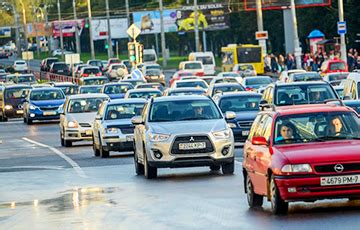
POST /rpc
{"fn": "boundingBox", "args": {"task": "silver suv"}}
[132,95,235,179]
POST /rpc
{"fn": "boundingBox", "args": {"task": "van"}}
[188,52,216,75]
[342,73,360,100]
[0,84,32,121]
[143,49,158,64]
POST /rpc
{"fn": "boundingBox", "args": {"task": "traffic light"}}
[105,43,109,49]
[135,43,144,64]
[128,42,136,63]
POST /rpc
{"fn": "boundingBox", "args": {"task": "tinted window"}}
[84,68,100,74]
[246,78,272,85]
[53,64,68,70]
[104,84,133,94]
[219,96,261,113]
[149,99,222,122]
[128,91,161,99]
[30,90,65,100]
[79,86,102,94]
[105,103,145,120]
[5,87,31,99]
[329,73,348,82]
[17,75,36,83]
[184,63,202,70]
[47,59,58,66]
[176,81,207,89]
[196,56,214,65]
[68,97,107,113]
[293,73,322,82]
[237,47,261,63]
[358,82,360,99]
[213,84,245,94]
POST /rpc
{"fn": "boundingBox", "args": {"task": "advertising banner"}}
[176,3,230,32]
[52,20,84,37]
[27,23,52,37]
[0,27,11,38]
[91,18,128,40]
[132,10,178,34]
[244,0,331,11]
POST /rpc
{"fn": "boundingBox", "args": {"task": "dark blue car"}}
[214,92,262,143]
[23,88,65,124]
[343,100,360,115]
[101,82,134,99]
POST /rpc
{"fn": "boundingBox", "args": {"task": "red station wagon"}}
[243,103,360,214]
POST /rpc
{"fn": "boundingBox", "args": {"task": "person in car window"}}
[194,106,204,118]
[309,91,322,102]
[329,116,346,136]
[275,122,296,143]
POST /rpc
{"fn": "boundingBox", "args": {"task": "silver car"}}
[92,98,146,158]
[59,93,109,147]
[132,95,235,179]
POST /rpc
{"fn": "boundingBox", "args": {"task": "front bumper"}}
[27,109,61,121]
[65,127,93,142]
[145,134,235,168]
[101,134,134,152]
[275,174,360,202]
[4,108,24,118]
[231,127,250,143]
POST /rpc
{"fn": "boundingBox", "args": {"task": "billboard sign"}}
[244,0,332,11]
[0,27,11,38]
[132,10,178,34]
[176,3,230,32]
[52,20,84,37]
[91,18,128,40]
[27,23,52,37]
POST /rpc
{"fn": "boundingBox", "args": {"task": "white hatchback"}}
[14,60,28,73]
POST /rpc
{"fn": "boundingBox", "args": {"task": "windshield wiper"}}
[276,138,307,144]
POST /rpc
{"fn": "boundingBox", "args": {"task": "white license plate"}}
[58,70,64,73]
[179,142,206,150]
[320,174,360,186]
[43,111,56,116]
[126,135,134,142]
[16,110,24,114]
[85,130,92,135]
[242,130,250,136]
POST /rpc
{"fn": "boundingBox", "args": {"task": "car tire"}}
[134,145,144,175]
[23,117,26,123]
[270,175,288,215]
[26,116,33,125]
[222,160,234,175]
[99,138,110,158]
[92,136,100,157]
[246,174,263,208]
[210,165,220,171]
[144,146,157,179]
[60,132,65,147]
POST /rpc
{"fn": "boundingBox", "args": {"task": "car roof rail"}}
[324,99,344,106]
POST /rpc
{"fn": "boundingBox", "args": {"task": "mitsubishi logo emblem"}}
[334,164,344,173]
[189,136,195,142]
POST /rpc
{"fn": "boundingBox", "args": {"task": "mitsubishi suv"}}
[132,95,235,179]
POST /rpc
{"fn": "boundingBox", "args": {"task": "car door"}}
[93,102,106,144]
[134,103,148,163]
[59,98,69,131]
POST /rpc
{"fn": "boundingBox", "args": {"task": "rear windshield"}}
[104,84,133,94]
[328,73,348,82]
[213,84,245,94]
[57,86,79,95]
[176,81,207,89]
[83,78,109,85]
[89,61,103,67]
[246,78,272,85]
[128,91,161,99]
[219,95,261,112]
[196,56,214,65]
[84,68,100,74]
[184,63,202,70]
[330,62,346,71]
[47,59,58,65]
[53,64,68,70]
[15,61,26,65]
[143,54,156,62]
[293,73,322,82]
[30,90,65,101]
[16,75,36,83]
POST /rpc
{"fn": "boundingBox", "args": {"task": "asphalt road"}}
[1,119,360,229]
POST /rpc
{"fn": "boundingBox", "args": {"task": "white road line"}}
[0,166,64,170]
[235,159,243,165]
[22,137,87,178]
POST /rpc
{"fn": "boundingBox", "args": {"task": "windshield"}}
[128,91,161,99]
[213,84,245,94]
[30,90,64,101]
[176,81,207,89]
[104,85,133,94]
[335,88,344,99]
[136,84,164,91]
[328,73,348,82]
[358,82,360,99]
[17,75,36,83]
[330,62,346,71]
[105,103,145,120]
[79,86,102,94]
[239,65,254,71]
[84,68,100,74]
[222,73,240,78]
[245,78,272,85]
[111,65,126,71]
[68,97,107,113]
[274,112,360,145]
[53,64,68,70]
[145,69,161,76]
[169,90,205,96]
[149,99,222,122]
[89,61,102,67]
[83,78,108,85]
[219,96,261,113]
[57,86,78,95]
[184,63,202,70]
[293,73,322,82]
[5,87,31,99]
[275,84,337,106]
[196,56,214,65]
[143,54,156,62]
[47,59,58,65]
[214,78,238,84]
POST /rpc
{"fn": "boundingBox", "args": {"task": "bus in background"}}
[221,44,264,74]
[188,52,216,75]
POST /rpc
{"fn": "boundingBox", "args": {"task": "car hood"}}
[108,94,125,99]
[232,111,258,121]
[31,99,65,107]
[274,140,360,164]
[67,112,97,123]
[104,119,132,127]
[149,119,226,135]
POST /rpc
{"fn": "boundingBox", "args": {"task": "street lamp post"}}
[57,0,64,58]
[87,0,95,59]
[73,0,81,55]
[105,0,113,58]
[338,0,347,63]
[19,0,28,53]
[194,0,200,52]
[290,0,302,69]
[159,0,167,67]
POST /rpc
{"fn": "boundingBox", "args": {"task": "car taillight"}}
[82,73,89,77]
[96,73,102,76]
[196,72,204,76]
[246,87,253,91]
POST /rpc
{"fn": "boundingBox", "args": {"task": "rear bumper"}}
[275,174,360,202]
[149,156,233,168]
[102,135,134,152]
[64,128,93,142]
[4,109,24,118]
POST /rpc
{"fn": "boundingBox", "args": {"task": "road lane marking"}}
[235,159,243,165]
[0,166,64,170]
[22,137,87,178]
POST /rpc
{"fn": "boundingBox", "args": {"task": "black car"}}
[40,57,59,72]
[214,92,262,143]
[49,62,71,76]
[0,84,32,121]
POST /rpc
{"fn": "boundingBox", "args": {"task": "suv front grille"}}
[39,106,58,111]
[107,125,134,134]
[171,135,214,154]
[79,123,91,128]
[237,121,253,128]
[314,163,360,173]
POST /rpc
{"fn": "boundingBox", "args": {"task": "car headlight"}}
[281,164,312,173]
[212,129,231,139]
[227,123,237,128]
[29,104,38,110]
[67,121,78,128]
[149,133,170,142]
[105,128,119,134]
[4,105,12,110]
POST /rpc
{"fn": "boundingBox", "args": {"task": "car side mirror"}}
[259,99,268,106]
[95,114,102,120]
[131,116,144,125]
[225,111,236,120]
[251,136,268,146]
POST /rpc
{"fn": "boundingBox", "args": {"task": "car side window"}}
[97,102,106,117]
[141,103,148,122]
[268,87,274,103]
[254,115,269,138]
[261,116,273,142]
[248,114,264,141]
[262,88,269,101]
[351,81,356,99]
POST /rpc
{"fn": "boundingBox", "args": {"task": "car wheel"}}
[23,117,26,123]
[210,165,220,171]
[99,138,109,158]
[134,145,144,175]
[222,160,234,175]
[144,145,157,179]
[26,116,33,125]
[92,136,100,157]
[60,131,65,147]
[270,175,288,215]
[246,174,263,208]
